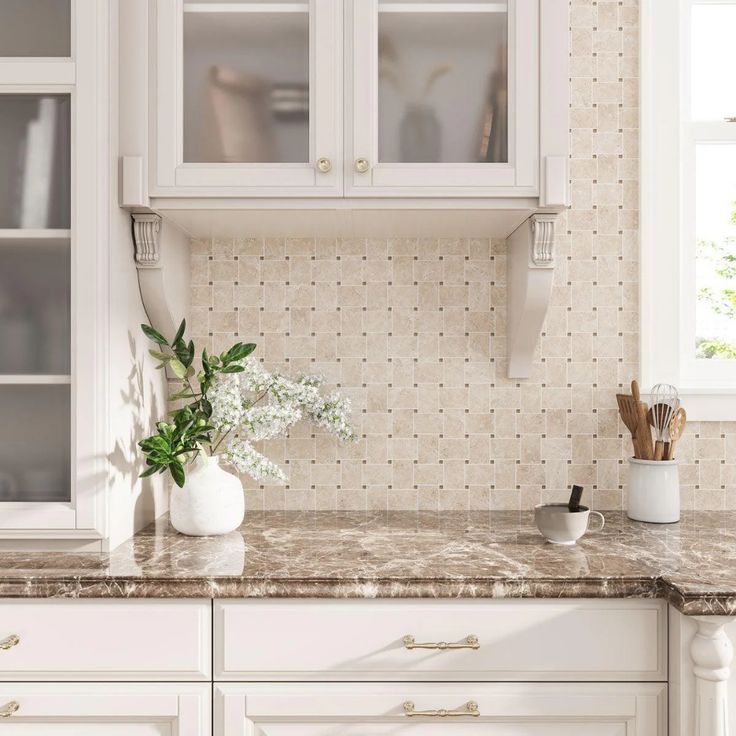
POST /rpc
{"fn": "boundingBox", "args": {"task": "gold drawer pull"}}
[0,701,19,718]
[404,701,479,718]
[403,634,479,650]
[0,635,19,651]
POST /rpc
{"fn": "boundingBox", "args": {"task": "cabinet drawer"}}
[215,682,667,736]
[215,599,666,681]
[0,683,210,734]
[0,599,211,680]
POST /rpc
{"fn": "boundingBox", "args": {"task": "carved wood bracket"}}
[506,214,558,378]
[131,213,176,351]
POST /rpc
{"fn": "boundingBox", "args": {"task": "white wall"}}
[106,0,191,550]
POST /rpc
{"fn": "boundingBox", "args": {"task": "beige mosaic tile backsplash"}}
[189,0,736,511]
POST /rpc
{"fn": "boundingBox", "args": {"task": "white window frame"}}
[641,0,736,420]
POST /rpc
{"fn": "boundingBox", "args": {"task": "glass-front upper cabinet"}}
[348,0,539,196]
[153,0,343,196]
[0,0,105,535]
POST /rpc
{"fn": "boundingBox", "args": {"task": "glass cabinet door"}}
[0,0,71,58]
[154,0,343,195]
[349,0,539,195]
[0,93,72,508]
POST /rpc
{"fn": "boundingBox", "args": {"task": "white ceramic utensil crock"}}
[627,458,680,524]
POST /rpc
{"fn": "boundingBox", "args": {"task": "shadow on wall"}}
[108,331,165,523]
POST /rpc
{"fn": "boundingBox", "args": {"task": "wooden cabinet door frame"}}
[152,0,343,197]
[346,0,539,197]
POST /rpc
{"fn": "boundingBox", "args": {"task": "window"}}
[641,0,736,420]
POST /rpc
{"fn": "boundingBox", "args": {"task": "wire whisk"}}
[648,383,680,461]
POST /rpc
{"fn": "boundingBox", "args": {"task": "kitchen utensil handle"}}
[666,439,678,461]
[637,409,654,460]
[631,380,640,402]
[654,440,664,461]
[587,511,605,533]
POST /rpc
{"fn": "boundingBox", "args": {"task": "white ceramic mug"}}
[534,503,605,545]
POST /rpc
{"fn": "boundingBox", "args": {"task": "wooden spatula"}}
[665,407,686,460]
[631,380,654,460]
[616,393,641,458]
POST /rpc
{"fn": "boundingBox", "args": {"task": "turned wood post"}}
[691,616,734,736]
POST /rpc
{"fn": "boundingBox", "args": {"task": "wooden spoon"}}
[665,407,686,460]
[617,393,641,458]
[631,380,654,460]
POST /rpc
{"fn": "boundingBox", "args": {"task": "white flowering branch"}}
[139,320,357,488]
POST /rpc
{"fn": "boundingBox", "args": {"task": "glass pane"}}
[0,0,71,57]
[0,95,71,229]
[695,144,736,359]
[0,240,70,374]
[691,3,736,120]
[378,3,508,163]
[183,6,310,163]
[0,385,70,502]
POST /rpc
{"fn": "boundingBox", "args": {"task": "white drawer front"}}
[0,599,211,680]
[0,682,210,734]
[215,599,666,681]
[215,682,667,736]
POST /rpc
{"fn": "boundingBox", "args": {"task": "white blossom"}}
[242,403,302,440]
[224,439,287,484]
[237,357,273,393]
[308,392,357,443]
[268,373,323,410]
[208,374,244,431]
[210,360,356,486]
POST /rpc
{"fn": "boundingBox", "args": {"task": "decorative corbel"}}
[132,213,176,343]
[506,213,557,378]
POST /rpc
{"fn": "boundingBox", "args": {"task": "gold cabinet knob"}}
[0,701,19,718]
[0,635,19,651]
[354,157,370,173]
[316,157,332,173]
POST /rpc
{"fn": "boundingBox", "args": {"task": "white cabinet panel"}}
[153,0,343,196]
[347,0,539,196]
[0,683,210,735]
[215,599,667,681]
[215,682,667,736]
[0,600,211,680]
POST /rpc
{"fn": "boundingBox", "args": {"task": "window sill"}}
[672,390,736,422]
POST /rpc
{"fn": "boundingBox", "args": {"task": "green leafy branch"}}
[137,320,256,487]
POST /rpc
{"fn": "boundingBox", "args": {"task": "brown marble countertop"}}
[1,511,735,615]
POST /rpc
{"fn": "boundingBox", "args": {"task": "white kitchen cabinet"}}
[214,599,667,682]
[0,600,211,681]
[0,683,210,735]
[347,0,537,196]
[150,0,567,201]
[214,682,667,736]
[153,0,343,196]
[0,1,110,540]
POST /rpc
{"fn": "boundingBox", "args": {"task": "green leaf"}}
[170,460,186,488]
[224,342,257,364]
[149,350,172,363]
[140,465,160,478]
[173,319,186,346]
[141,324,168,346]
[169,359,187,379]
[221,365,245,373]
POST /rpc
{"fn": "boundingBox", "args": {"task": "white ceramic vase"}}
[169,455,244,536]
[627,458,680,524]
